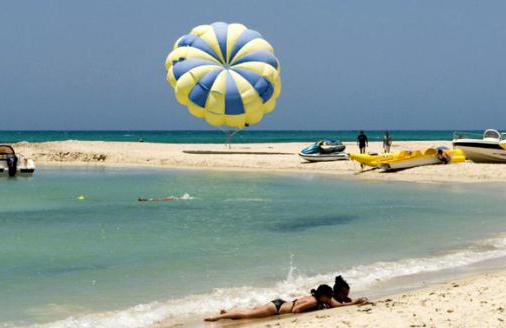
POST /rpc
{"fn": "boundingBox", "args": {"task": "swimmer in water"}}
[137,197,175,202]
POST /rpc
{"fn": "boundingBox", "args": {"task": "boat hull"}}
[453,142,506,163]
[0,162,36,176]
[299,152,349,162]
[379,156,441,171]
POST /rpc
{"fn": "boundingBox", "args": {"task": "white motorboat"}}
[0,145,36,177]
[452,129,506,163]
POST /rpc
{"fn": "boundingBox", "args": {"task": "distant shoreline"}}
[12,140,506,183]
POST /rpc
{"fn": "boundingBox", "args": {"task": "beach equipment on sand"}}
[453,129,506,163]
[299,140,349,162]
[164,22,281,144]
[350,147,465,171]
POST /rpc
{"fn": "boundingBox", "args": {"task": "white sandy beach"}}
[14,140,506,183]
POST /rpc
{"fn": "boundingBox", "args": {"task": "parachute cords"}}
[219,127,241,149]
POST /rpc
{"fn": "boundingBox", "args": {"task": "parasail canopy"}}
[165,22,281,129]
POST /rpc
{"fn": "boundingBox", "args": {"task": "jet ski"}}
[299,140,349,162]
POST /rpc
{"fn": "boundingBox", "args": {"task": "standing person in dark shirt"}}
[357,131,368,154]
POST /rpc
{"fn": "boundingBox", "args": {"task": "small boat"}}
[0,145,36,177]
[299,140,349,162]
[350,147,465,171]
[452,129,506,163]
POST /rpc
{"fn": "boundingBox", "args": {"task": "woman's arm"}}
[329,297,368,308]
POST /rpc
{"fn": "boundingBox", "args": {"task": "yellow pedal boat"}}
[350,147,465,171]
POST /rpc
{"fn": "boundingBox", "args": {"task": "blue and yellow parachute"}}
[165,22,281,128]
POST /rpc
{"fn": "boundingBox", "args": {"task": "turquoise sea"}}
[1,167,506,327]
[0,130,486,144]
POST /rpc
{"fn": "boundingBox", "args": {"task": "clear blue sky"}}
[1,0,505,130]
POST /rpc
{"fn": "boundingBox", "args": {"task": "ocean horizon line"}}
[0,129,496,144]
[0,128,502,132]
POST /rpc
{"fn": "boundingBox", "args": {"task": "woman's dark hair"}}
[333,275,352,303]
[310,284,333,300]
[334,275,349,290]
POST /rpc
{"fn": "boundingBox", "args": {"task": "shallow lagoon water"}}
[1,167,506,327]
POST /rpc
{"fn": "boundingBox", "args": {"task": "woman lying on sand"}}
[204,282,368,322]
